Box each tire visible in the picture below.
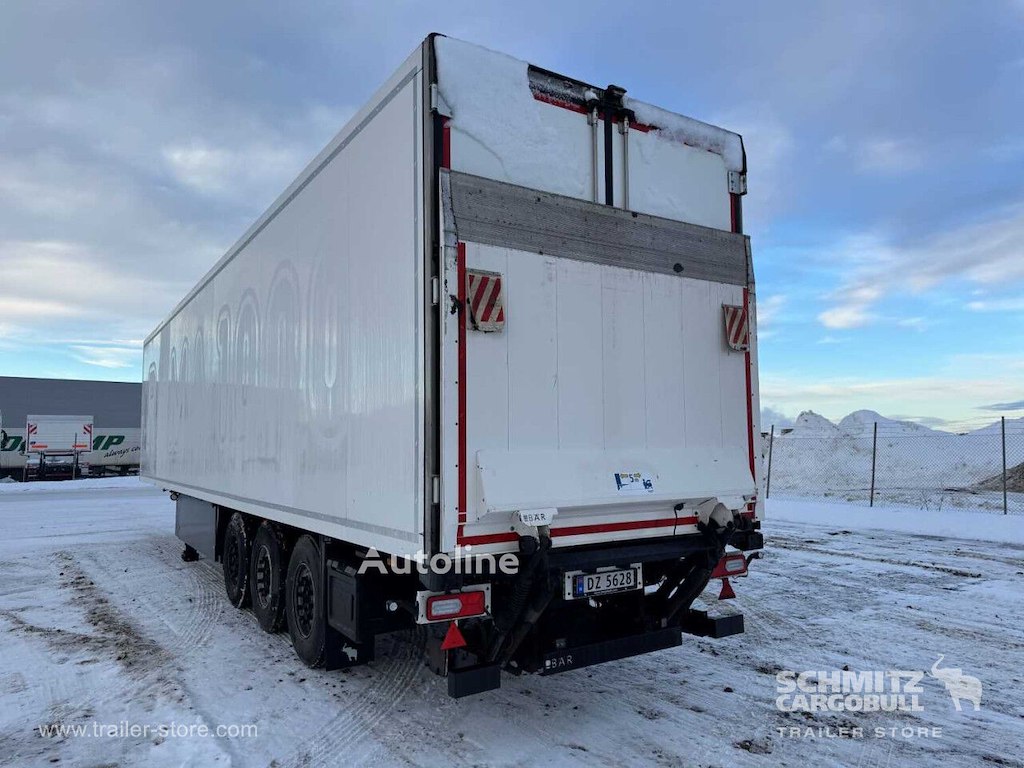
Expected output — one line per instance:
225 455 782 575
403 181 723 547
250 521 289 633
222 512 252 608
286 534 326 668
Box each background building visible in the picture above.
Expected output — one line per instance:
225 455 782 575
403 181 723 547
0 376 141 477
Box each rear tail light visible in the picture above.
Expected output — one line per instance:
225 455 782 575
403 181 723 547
711 553 748 579
425 590 487 622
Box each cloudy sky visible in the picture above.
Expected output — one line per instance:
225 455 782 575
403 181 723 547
1 1 1022 431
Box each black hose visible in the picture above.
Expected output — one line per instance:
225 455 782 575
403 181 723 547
486 534 551 662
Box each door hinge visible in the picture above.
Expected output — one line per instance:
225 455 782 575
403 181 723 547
431 475 440 504
430 83 452 117
431 276 440 306
728 170 747 196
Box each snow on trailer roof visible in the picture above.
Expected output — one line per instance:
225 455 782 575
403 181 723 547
434 35 745 173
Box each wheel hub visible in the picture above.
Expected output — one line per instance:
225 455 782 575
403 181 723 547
293 563 316 638
254 545 272 608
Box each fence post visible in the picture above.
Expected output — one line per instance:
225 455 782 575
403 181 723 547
766 424 775 499
869 421 878 507
1002 416 1008 515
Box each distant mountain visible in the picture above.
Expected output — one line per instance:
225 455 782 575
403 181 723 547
968 416 1024 436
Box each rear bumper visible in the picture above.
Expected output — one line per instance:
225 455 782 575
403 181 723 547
539 627 682 675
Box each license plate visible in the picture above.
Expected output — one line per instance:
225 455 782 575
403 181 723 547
565 565 643 599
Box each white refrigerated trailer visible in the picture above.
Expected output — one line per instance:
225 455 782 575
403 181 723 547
23 414 94 480
144 35 764 697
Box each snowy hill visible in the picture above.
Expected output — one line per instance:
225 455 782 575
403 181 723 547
768 410 1024 510
787 410 842 435
838 410 938 435
968 416 1024 436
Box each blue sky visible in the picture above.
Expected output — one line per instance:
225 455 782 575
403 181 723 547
0 1 1021 431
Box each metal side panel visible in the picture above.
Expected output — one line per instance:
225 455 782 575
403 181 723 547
446 171 748 285
175 494 217 560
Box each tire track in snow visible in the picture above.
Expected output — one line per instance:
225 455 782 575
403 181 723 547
277 630 426 768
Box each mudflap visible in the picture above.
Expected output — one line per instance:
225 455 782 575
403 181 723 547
448 663 502 698
539 627 681 676
680 608 744 639
324 624 375 670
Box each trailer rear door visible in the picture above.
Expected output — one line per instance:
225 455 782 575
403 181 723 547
438 173 758 554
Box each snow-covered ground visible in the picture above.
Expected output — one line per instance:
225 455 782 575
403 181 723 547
1 478 1022 767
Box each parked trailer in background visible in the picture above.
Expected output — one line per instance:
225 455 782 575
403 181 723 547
24 415 93 480
0 426 140 479
144 35 763 697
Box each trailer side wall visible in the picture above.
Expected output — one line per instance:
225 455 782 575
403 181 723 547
142 49 427 556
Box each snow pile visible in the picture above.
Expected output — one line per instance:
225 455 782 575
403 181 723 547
768 411 1024 511
434 35 745 201
837 409 936 435
625 98 744 171
788 410 843 436
435 36 590 200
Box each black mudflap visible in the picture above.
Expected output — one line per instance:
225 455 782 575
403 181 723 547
539 627 681 676
680 608 744 639
448 664 502 698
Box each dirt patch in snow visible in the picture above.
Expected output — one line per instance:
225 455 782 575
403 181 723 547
2 551 171 680
975 461 1024 493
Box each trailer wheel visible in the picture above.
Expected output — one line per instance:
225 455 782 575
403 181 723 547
286 534 326 668
250 521 288 633
222 512 252 608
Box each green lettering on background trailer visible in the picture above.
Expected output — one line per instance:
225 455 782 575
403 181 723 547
92 435 125 451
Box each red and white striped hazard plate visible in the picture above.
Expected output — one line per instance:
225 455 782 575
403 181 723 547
722 304 749 351
466 270 505 332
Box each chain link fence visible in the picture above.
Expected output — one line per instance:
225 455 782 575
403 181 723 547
763 418 1024 514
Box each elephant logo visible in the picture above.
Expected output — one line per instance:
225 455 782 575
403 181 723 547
929 655 982 712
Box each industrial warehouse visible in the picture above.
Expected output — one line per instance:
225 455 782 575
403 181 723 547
0 376 141 480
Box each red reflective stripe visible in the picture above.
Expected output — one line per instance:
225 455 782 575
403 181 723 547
532 91 588 115
551 517 684 538
469 275 487 315
479 277 501 323
457 243 467 527
743 288 755 482
459 515 700 547
530 92 654 132
725 307 739 341
459 531 516 546
441 118 451 169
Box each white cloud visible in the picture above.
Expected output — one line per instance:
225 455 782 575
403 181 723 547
761 356 1024 432
966 297 1024 312
855 137 925 174
817 203 1024 329
819 284 881 328
70 345 138 369
756 294 787 326
0 240 189 338
761 406 795 430
161 140 310 200
825 135 925 175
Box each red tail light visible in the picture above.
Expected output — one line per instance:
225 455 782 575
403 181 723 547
426 590 487 621
711 553 747 579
